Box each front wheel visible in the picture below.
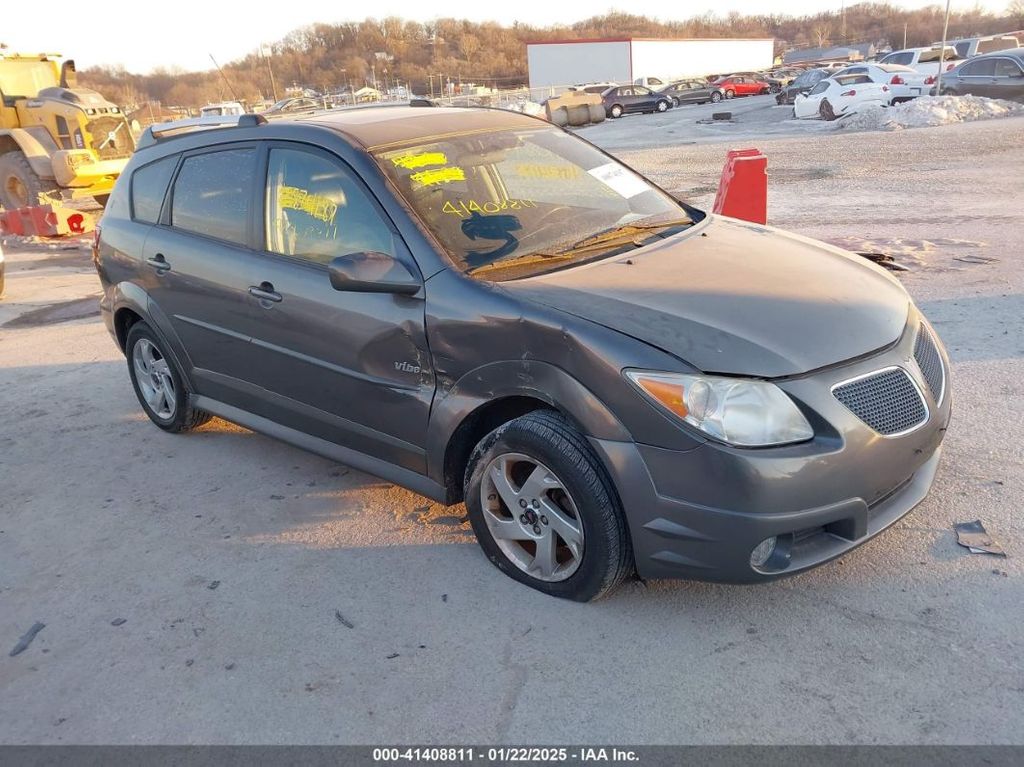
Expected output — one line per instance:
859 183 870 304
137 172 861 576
464 411 633 601
655 99 669 112
725 89 735 100
710 91 723 103
126 321 212 433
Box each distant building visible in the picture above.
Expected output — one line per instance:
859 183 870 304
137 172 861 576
782 43 876 66
526 38 775 89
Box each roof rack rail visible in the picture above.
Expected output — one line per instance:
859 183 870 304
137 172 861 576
137 113 267 149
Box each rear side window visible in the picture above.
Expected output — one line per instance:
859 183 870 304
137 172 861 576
962 59 996 77
131 156 177 224
809 80 831 95
170 148 256 245
978 37 1018 54
882 52 913 66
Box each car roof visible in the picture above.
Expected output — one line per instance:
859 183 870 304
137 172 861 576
971 48 1024 60
300 106 540 151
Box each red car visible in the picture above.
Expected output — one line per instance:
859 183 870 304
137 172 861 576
711 75 771 99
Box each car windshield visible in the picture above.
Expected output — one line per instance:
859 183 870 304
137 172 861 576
372 125 691 280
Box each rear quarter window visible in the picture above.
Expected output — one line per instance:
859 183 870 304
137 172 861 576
131 156 177 224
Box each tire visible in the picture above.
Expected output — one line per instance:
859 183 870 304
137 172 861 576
725 89 735 99
464 411 633 601
609 104 623 118
0 151 60 210
710 91 723 103
820 99 837 121
655 99 669 112
126 321 212 433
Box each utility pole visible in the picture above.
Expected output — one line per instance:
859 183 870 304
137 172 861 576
261 45 278 102
840 1 846 42
903 23 908 49
936 0 952 95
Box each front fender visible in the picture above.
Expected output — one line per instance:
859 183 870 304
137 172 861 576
426 359 632 483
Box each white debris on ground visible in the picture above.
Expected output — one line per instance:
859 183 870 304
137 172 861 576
839 95 1024 131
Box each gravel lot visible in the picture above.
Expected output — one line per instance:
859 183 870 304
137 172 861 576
1 115 1023 745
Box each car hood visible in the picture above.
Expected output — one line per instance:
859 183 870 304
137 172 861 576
504 216 910 378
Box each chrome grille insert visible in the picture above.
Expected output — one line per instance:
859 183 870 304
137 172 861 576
913 324 945 406
832 366 928 436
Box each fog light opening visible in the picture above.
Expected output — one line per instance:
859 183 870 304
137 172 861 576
750 536 778 569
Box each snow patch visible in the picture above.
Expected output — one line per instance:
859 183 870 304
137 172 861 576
838 95 1024 132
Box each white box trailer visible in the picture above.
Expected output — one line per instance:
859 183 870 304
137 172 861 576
527 37 775 90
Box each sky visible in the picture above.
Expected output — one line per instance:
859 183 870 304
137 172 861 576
4 0 1005 73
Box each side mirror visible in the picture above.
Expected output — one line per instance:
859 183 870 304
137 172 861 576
328 251 421 295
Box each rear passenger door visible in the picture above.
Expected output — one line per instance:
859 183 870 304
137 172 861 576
234 144 434 473
139 144 262 389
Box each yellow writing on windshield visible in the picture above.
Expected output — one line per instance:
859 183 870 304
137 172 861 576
279 186 338 224
411 167 466 187
392 152 448 169
442 198 538 217
514 163 580 180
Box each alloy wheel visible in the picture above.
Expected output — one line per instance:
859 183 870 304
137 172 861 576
132 338 176 420
480 453 585 582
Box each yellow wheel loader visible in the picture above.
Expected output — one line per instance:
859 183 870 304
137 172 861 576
0 52 134 210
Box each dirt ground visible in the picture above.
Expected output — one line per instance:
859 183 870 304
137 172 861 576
1 115 1022 745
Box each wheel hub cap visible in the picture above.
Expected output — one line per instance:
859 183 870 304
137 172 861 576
132 338 176 420
480 453 584 582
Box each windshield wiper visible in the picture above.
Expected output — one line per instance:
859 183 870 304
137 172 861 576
467 252 578 277
568 218 691 251
466 218 692 278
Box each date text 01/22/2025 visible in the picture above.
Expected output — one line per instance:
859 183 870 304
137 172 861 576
372 747 641 762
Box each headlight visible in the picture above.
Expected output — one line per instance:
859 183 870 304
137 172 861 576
625 370 814 447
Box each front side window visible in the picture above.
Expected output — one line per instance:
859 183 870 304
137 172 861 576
265 148 394 265
373 125 690 280
131 155 177 223
170 148 255 245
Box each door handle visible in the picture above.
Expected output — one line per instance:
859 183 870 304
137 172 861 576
248 282 283 303
146 253 170 272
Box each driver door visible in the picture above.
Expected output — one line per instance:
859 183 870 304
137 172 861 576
235 144 434 472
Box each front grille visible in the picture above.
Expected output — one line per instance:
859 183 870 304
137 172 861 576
832 367 927 436
913 324 945 405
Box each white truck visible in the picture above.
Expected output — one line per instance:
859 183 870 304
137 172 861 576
877 47 964 76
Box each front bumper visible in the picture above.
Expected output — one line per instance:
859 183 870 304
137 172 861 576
593 314 952 583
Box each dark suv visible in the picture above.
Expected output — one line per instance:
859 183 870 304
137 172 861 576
95 108 950 601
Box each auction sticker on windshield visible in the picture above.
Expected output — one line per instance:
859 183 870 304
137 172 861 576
587 162 649 198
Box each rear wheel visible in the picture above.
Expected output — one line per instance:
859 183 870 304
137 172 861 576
820 99 837 121
0 151 59 210
609 104 623 118
126 321 211 433
725 89 735 99
464 411 633 601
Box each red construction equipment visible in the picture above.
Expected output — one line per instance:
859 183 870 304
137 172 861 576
0 204 94 238
712 148 768 225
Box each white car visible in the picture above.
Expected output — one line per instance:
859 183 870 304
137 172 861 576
794 74 893 120
878 46 964 76
834 63 930 103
